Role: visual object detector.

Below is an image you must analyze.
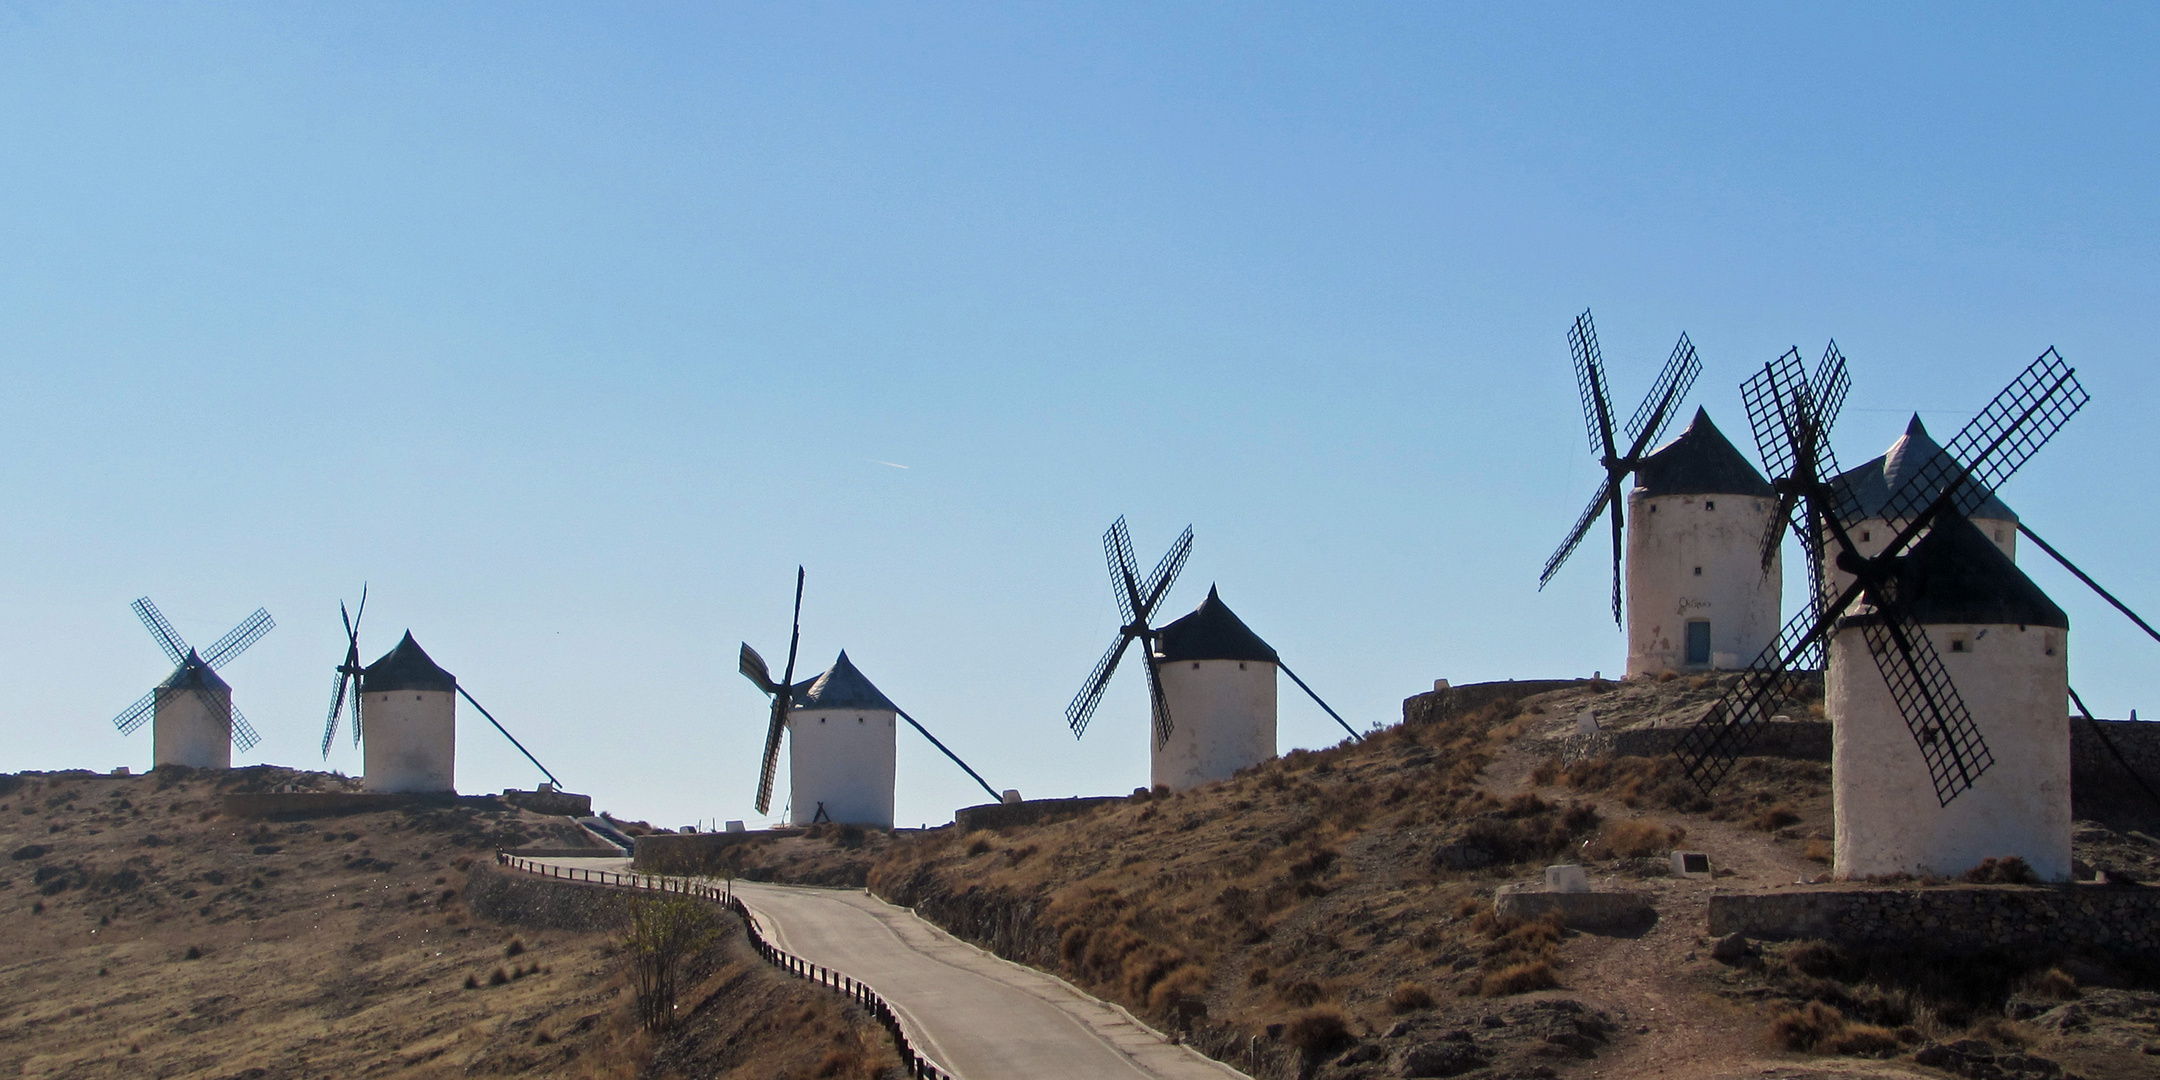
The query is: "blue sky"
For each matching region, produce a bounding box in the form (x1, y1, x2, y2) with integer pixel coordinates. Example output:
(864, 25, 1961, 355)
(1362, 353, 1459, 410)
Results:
(1, 4, 2153, 829)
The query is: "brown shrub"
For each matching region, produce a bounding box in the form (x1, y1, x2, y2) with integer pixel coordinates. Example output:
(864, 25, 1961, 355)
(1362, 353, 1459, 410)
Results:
(1247, 966, 1270, 987)
(1529, 757, 1560, 785)
(1770, 1001, 1845, 1051)
(1283, 1007, 1353, 1056)
(1803, 839, 1831, 863)
(966, 837, 993, 857)
(1821, 1023, 1900, 1056)
(1146, 964, 1209, 1012)
(1969, 1016, 2036, 1049)
(2025, 967, 2079, 1001)
(1386, 981, 1435, 1013)
(1752, 804, 1801, 831)
(1962, 857, 2038, 885)
(1479, 961, 1557, 996)
(1594, 818, 1684, 859)
(1278, 979, 1326, 1006)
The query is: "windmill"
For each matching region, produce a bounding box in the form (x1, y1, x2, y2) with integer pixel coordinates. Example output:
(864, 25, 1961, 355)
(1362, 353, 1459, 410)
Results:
(110, 598, 274, 770)
(1064, 518, 1360, 790)
(1672, 346, 2087, 875)
(319, 585, 561, 792)
(1539, 310, 1703, 625)
(321, 585, 367, 758)
(739, 568, 1000, 825)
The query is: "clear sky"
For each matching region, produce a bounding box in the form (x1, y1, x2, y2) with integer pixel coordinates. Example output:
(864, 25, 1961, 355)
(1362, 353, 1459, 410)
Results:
(2, 4, 2154, 830)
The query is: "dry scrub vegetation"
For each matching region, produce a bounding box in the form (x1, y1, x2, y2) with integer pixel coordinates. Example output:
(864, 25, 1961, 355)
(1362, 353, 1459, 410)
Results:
(867, 695, 1634, 1072)
(0, 767, 898, 1080)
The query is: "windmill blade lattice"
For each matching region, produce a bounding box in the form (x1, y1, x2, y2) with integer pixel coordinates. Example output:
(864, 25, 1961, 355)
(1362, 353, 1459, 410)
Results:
(323, 588, 367, 758)
(747, 567, 806, 817)
(1675, 346, 2087, 804)
(201, 608, 274, 669)
(1064, 518, 1192, 747)
(112, 690, 157, 736)
(1541, 310, 1702, 626)
(132, 598, 189, 666)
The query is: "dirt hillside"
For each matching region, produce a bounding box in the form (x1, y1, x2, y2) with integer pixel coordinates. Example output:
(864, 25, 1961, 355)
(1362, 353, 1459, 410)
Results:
(740, 674, 2160, 1080)
(0, 766, 896, 1080)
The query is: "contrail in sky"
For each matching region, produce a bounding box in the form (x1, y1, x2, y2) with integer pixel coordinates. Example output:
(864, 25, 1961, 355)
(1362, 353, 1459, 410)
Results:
(869, 460, 909, 469)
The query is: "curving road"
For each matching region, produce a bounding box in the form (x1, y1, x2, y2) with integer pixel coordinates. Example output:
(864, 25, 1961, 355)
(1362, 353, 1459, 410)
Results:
(528, 859, 1246, 1080)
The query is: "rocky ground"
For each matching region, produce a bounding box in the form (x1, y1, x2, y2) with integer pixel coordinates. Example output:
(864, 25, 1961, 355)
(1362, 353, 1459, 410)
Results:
(0, 766, 896, 1080)
(719, 674, 2160, 1080)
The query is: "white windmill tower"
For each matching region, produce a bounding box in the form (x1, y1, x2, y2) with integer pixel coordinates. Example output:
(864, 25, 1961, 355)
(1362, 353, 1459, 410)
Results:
(321, 587, 565, 795)
(1674, 345, 2087, 882)
(1623, 407, 1783, 675)
(357, 632, 459, 793)
(1828, 514, 2071, 880)
(1823, 413, 2020, 599)
(108, 598, 274, 770)
(739, 568, 1001, 826)
(1064, 520, 1359, 792)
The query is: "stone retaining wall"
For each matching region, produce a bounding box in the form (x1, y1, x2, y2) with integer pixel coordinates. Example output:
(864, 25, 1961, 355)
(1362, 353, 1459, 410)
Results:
(953, 797, 1123, 833)
(1707, 885, 2160, 961)
(633, 829, 806, 873)
(221, 791, 506, 819)
(1404, 679, 1587, 728)
(1557, 719, 1833, 766)
(462, 862, 632, 931)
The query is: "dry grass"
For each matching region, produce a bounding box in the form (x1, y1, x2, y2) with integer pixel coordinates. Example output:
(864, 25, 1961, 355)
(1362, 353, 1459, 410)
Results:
(1588, 817, 1685, 859)
(1283, 1006, 1353, 1056)
(1479, 961, 1558, 997)
(1750, 804, 1802, 832)
(1386, 980, 1434, 1013)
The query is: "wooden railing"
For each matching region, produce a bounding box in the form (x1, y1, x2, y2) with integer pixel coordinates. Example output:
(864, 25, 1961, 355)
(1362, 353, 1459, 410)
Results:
(496, 853, 952, 1079)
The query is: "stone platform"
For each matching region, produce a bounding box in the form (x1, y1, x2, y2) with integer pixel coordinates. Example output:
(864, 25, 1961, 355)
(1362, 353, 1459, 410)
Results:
(1707, 883, 2160, 960)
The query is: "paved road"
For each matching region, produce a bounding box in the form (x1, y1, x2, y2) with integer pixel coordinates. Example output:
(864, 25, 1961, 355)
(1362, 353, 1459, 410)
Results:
(528, 858, 1245, 1080)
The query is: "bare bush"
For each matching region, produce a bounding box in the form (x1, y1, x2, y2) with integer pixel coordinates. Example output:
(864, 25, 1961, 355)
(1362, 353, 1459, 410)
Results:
(622, 895, 723, 1032)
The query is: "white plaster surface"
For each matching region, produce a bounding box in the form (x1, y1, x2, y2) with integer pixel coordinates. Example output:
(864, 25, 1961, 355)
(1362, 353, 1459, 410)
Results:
(362, 688, 456, 793)
(1828, 621, 2070, 881)
(789, 707, 897, 827)
(1625, 491, 1782, 676)
(153, 687, 232, 770)
(1151, 659, 1276, 791)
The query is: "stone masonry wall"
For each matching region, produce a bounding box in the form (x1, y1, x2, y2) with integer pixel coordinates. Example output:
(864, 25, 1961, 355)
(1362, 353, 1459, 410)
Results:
(1403, 680, 1587, 729)
(1708, 885, 2160, 962)
(462, 862, 632, 931)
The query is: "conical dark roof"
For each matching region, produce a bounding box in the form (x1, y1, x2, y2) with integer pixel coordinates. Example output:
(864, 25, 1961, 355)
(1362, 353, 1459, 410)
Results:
(361, 631, 458, 693)
(159, 650, 229, 692)
(1155, 586, 1278, 663)
(790, 651, 900, 713)
(1840, 514, 2065, 630)
(1633, 408, 1774, 498)
(1829, 415, 2015, 522)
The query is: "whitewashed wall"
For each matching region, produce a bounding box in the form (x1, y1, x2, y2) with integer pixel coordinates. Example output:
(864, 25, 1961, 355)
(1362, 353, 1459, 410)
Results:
(1828, 621, 2070, 881)
(1151, 658, 1277, 791)
(153, 686, 232, 770)
(362, 688, 457, 793)
(1625, 491, 1783, 676)
(788, 708, 897, 828)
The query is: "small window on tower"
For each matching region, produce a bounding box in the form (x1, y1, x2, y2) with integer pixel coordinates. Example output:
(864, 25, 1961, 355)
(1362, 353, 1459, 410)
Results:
(1705, 500, 1716, 511)
(1693, 566, 1703, 576)
(1950, 638, 1968, 653)
(1862, 530, 1871, 543)
(1191, 662, 1200, 670)
(1685, 621, 1712, 666)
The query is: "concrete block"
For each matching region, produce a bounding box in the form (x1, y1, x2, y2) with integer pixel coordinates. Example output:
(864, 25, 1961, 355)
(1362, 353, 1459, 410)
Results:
(1496, 883, 1654, 931)
(1575, 708, 1598, 735)
(1671, 851, 1713, 878)
(1545, 864, 1590, 893)
(725, 820, 746, 833)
